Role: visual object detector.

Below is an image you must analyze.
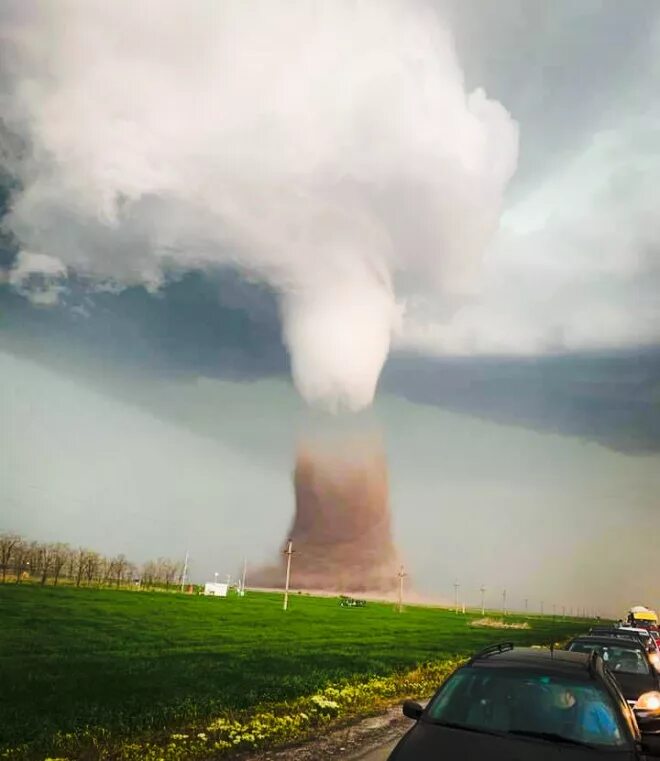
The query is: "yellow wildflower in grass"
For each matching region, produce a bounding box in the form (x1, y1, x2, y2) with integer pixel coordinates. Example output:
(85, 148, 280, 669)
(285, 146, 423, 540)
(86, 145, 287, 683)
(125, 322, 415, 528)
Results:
(2, 658, 462, 761)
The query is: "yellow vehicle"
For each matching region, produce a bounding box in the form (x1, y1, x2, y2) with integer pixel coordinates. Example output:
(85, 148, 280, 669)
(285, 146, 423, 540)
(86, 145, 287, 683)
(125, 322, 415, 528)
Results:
(628, 606, 659, 629)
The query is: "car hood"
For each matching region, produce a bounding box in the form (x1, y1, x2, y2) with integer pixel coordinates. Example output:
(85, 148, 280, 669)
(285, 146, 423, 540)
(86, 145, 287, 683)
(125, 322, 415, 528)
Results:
(389, 722, 635, 760)
(612, 672, 658, 702)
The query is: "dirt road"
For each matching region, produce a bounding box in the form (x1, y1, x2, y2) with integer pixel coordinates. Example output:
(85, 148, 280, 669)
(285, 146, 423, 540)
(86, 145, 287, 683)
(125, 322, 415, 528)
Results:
(353, 738, 399, 760)
(244, 702, 417, 761)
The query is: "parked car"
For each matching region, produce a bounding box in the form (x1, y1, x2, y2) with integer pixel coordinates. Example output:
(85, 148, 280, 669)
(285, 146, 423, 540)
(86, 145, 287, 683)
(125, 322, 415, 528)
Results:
(567, 636, 660, 710)
(388, 643, 660, 760)
(339, 596, 366, 607)
(590, 628, 660, 670)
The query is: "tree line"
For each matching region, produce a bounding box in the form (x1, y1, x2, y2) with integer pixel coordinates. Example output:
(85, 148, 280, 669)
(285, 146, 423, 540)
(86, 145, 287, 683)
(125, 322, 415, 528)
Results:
(0, 532, 185, 590)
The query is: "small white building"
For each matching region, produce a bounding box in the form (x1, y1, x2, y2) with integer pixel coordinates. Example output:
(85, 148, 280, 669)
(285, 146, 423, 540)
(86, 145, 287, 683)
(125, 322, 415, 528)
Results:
(204, 582, 228, 597)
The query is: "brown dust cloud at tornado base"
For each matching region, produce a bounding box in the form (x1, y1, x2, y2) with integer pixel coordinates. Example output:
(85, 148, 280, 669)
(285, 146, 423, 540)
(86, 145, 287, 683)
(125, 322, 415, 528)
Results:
(252, 434, 401, 595)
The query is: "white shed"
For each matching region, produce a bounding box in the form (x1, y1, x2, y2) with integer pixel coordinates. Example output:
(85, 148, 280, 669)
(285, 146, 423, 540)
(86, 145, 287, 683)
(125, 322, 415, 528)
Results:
(204, 582, 228, 597)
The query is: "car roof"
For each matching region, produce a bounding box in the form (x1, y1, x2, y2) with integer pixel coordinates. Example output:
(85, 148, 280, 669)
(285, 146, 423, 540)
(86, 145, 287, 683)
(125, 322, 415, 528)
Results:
(590, 629, 647, 639)
(470, 646, 594, 677)
(569, 636, 646, 651)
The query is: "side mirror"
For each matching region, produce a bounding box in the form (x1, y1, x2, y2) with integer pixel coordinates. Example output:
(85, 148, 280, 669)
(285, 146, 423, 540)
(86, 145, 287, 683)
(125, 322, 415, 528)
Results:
(402, 700, 424, 721)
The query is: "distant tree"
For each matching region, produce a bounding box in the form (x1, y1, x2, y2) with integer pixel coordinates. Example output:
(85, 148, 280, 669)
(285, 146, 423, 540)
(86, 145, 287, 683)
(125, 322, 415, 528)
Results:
(2, 531, 185, 595)
(12, 540, 29, 584)
(66, 549, 77, 582)
(141, 560, 157, 588)
(0, 533, 21, 582)
(162, 559, 181, 589)
(99, 556, 113, 586)
(112, 554, 129, 588)
(154, 557, 168, 586)
(126, 562, 139, 587)
(83, 551, 100, 585)
(51, 543, 70, 586)
(25, 541, 40, 578)
(74, 548, 86, 587)
(39, 544, 54, 585)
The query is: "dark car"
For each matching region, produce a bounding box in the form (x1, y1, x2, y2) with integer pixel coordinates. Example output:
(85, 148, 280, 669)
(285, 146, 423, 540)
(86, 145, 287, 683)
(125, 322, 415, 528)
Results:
(567, 637, 660, 710)
(339, 596, 366, 607)
(591, 628, 660, 659)
(388, 643, 660, 760)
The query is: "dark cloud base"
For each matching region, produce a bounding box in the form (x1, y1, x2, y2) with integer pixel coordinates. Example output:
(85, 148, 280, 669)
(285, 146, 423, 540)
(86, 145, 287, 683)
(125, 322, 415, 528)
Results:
(2, 157, 658, 455)
(382, 349, 660, 455)
(1, 264, 658, 455)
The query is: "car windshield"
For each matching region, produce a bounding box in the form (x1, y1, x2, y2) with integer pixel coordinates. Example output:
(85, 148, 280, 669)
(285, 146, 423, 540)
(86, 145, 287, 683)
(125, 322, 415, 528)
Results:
(569, 642, 651, 675)
(425, 667, 628, 748)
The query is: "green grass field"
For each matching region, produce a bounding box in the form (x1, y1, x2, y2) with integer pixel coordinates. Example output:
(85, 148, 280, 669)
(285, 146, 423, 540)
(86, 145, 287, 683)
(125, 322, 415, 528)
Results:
(0, 585, 591, 756)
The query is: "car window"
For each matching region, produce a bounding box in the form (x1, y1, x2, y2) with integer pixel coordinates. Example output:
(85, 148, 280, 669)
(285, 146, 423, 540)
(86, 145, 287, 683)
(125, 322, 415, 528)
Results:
(425, 667, 628, 748)
(569, 642, 651, 675)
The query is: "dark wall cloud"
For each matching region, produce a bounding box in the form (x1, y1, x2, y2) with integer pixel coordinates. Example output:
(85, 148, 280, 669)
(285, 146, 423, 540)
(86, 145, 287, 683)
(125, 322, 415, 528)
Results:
(382, 351, 660, 455)
(1, 159, 658, 456)
(2, 265, 658, 455)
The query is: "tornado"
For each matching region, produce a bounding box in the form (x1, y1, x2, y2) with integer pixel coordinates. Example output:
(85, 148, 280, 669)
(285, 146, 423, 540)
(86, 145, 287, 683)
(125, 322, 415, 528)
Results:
(252, 430, 400, 594)
(1, 2, 519, 591)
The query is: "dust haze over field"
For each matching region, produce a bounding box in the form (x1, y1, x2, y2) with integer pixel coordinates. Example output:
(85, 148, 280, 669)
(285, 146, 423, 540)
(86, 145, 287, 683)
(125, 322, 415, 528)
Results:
(1, 0, 660, 615)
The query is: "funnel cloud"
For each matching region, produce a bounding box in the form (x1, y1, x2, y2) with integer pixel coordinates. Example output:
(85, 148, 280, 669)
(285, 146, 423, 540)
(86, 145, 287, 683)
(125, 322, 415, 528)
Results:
(0, 0, 518, 411)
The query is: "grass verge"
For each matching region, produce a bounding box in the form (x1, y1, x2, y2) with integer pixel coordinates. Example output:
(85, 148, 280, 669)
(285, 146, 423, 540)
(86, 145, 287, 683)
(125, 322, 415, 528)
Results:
(3, 659, 461, 760)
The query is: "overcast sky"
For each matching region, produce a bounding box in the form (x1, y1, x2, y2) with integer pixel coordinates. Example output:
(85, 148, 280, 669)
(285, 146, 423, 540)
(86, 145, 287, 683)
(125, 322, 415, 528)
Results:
(1, 0, 659, 616)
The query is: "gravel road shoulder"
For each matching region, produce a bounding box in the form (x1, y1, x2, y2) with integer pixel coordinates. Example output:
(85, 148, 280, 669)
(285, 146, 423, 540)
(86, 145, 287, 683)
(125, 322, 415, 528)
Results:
(240, 702, 416, 761)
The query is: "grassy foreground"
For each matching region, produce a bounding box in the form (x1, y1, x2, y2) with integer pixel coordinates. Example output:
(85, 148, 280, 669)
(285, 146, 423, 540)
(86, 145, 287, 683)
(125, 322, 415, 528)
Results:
(0, 585, 590, 759)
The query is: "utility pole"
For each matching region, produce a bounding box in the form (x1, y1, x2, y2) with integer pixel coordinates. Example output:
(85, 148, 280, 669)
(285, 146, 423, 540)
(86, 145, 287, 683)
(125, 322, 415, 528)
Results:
(502, 589, 507, 617)
(240, 557, 247, 596)
(397, 565, 407, 613)
(524, 598, 528, 614)
(180, 550, 189, 593)
(480, 585, 486, 616)
(283, 539, 294, 612)
(540, 600, 544, 616)
(453, 580, 460, 614)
